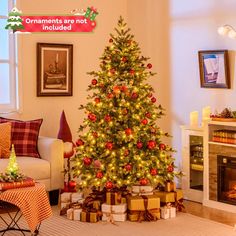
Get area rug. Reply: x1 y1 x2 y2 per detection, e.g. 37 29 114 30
1 207 235 236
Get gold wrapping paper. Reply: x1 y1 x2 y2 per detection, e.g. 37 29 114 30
80 211 98 223
106 192 121 205
127 195 160 211
93 200 101 210
154 189 183 203
128 209 160 221
121 197 126 204
165 182 176 192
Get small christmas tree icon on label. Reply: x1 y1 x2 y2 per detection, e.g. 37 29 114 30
5 7 24 33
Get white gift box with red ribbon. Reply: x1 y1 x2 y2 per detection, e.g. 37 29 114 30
102 203 127 222
160 204 176 219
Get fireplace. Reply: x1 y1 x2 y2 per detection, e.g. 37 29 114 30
217 155 236 205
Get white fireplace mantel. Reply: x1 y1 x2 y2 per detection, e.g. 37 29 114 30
203 120 236 213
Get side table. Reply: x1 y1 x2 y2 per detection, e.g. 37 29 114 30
0 183 52 235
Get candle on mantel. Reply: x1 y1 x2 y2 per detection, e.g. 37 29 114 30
201 106 211 126
202 106 211 121
190 111 199 127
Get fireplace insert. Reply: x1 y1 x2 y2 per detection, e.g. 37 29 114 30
217 155 236 205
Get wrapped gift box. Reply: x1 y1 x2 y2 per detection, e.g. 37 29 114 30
160 206 176 219
165 182 176 192
102 203 127 213
131 192 153 196
102 203 127 222
102 213 127 222
106 191 121 205
127 195 160 211
128 209 160 222
61 192 83 209
67 208 82 221
132 185 153 194
154 189 183 203
80 210 98 223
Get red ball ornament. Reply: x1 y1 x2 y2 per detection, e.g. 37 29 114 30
159 143 166 151
141 118 148 125
83 157 92 166
120 85 127 92
125 128 132 136
122 56 127 62
91 79 97 85
122 108 128 115
147 63 152 69
139 178 149 186
106 181 113 189
68 180 77 189
76 139 84 146
151 97 157 103
145 112 151 118
88 113 97 122
147 140 156 149
113 85 120 94
94 159 101 168
94 97 100 103
96 171 103 179
167 165 174 172
137 141 143 149
131 92 138 99
150 168 158 176
107 93 114 99
124 164 132 171
130 69 135 75
110 68 116 74
109 38 113 43
124 149 129 156
105 114 112 122
93 132 98 138
105 142 113 150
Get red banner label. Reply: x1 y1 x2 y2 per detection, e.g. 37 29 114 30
20 16 96 33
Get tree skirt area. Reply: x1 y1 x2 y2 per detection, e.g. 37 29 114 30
0 206 235 236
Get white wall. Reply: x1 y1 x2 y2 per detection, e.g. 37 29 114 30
170 0 236 167
15 0 127 140
128 0 236 168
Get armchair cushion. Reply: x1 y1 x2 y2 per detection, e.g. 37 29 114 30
0 117 43 158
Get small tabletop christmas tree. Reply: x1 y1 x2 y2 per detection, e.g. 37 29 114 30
0 145 25 182
6 145 19 177
5 7 24 33
72 17 180 189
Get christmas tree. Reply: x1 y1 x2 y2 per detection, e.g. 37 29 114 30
72 17 180 189
6 145 19 176
5 7 24 32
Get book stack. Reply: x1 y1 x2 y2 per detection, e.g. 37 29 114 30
212 130 236 144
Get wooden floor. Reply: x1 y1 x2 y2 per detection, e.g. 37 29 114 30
184 200 236 227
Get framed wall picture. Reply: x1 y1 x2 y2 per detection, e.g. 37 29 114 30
37 43 73 96
198 50 230 89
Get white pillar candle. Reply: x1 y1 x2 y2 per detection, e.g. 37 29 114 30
190 111 199 127
202 106 211 120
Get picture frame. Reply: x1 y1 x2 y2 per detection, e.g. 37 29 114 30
37 43 73 96
198 50 230 89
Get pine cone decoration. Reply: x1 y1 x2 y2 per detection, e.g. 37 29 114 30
220 108 232 118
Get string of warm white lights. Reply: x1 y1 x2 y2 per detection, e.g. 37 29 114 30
218 25 236 39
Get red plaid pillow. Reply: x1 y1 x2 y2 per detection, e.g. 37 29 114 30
0 117 43 158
